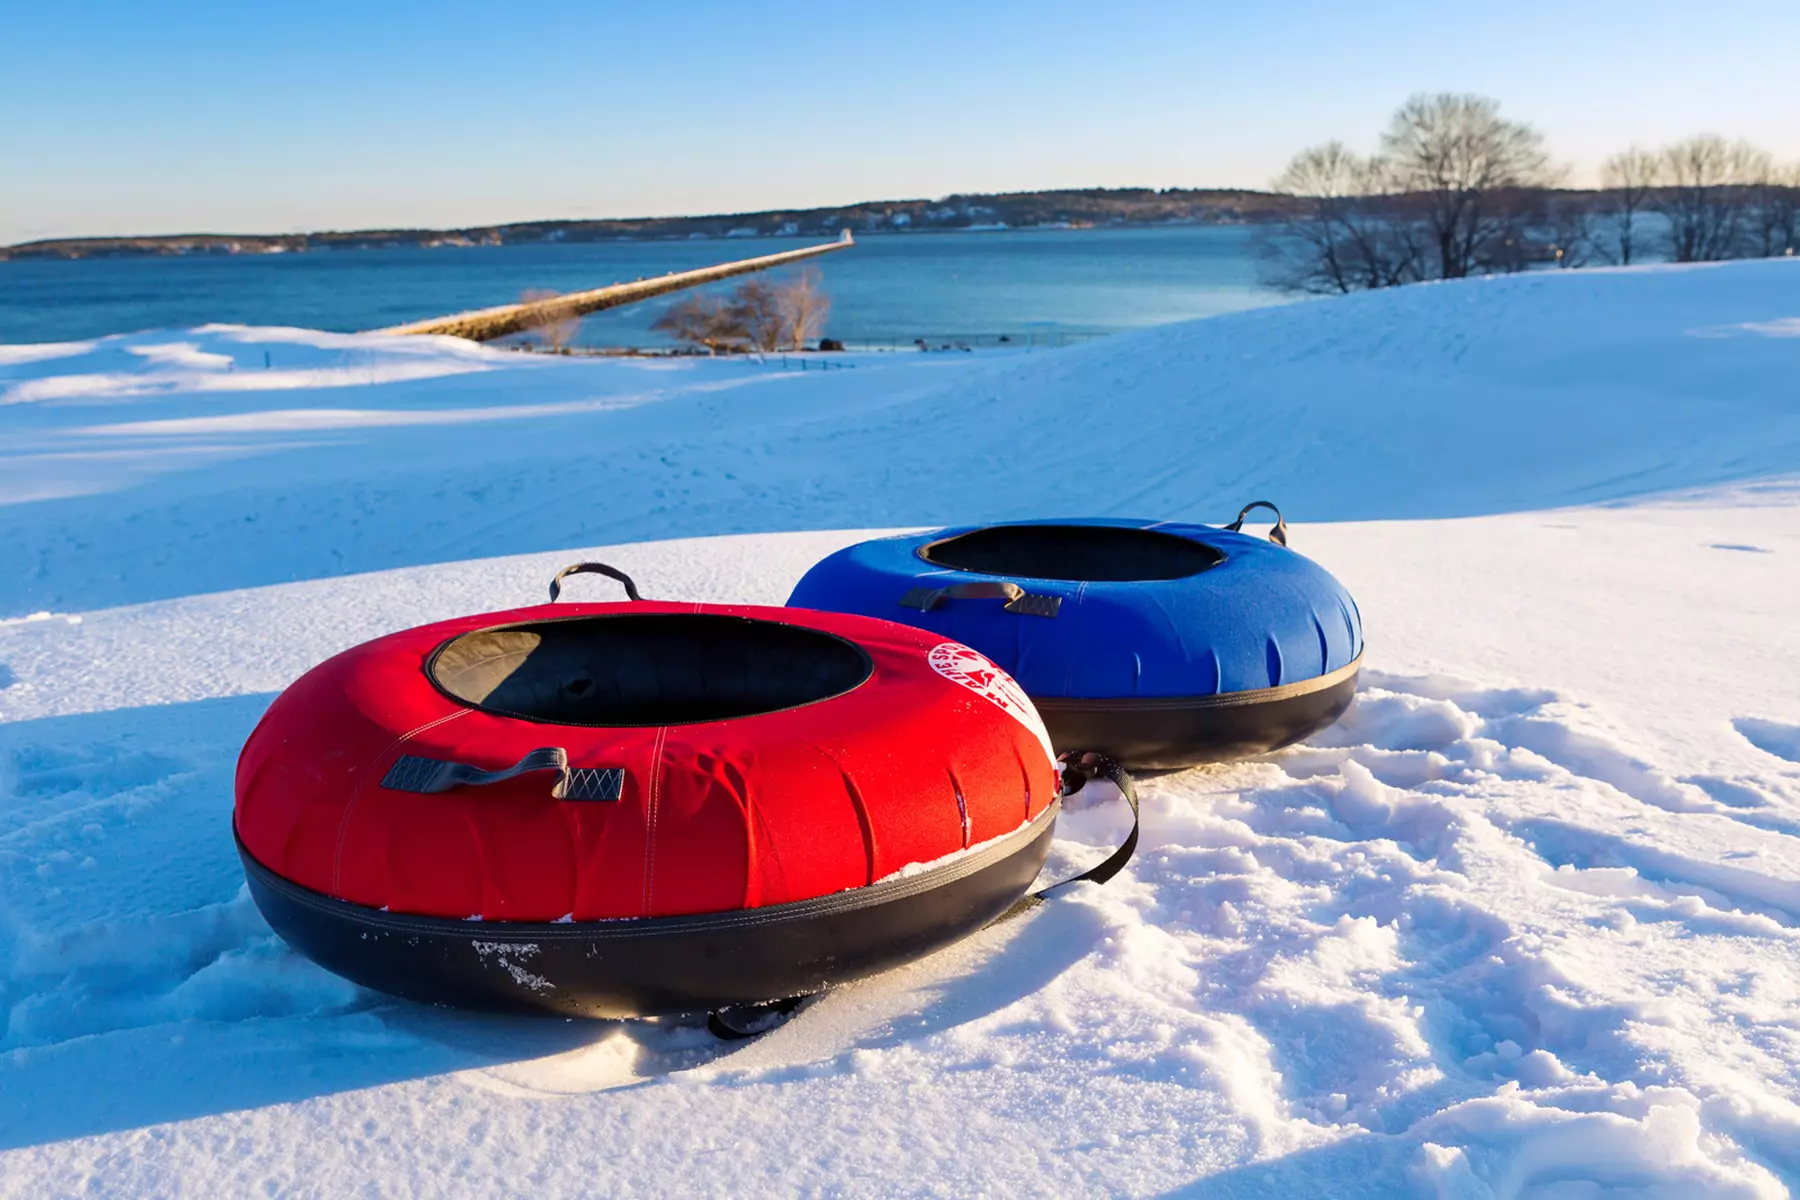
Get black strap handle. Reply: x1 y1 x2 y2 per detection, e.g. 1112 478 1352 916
1224 500 1289 547
548 561 642 603
708 750 1138 1038
899 580 1062 618
1003 751 1140 918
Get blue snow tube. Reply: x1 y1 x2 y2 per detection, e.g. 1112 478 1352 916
787 505 1363 769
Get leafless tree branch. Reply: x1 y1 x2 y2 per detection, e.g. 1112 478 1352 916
1655 135 1765 262
519 288 581 352
1596 147 1661 265
775 267 832 351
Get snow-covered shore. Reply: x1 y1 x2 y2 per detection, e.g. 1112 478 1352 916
5 259 1797 616
2 260 1798 1197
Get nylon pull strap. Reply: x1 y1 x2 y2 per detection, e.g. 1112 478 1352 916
1225 500 1288 547
1001 751 1140 920
899 580 1062 618
548 561 643 603
380 746 624 802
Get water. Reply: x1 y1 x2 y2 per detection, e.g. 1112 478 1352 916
0 226 1287 348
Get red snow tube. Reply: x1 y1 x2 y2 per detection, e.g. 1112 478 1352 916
234 565 1069 1018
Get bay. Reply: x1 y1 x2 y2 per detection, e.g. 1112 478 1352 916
0 226 1287 348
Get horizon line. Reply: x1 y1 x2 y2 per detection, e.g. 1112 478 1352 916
4 180 1661 252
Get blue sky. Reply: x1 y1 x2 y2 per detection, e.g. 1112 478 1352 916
3 0 1796 243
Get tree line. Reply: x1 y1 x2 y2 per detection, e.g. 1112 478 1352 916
1264 93 1799 294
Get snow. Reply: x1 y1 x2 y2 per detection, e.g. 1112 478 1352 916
2 257 1799 1196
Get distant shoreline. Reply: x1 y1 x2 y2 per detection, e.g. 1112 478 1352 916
1 187 1299 261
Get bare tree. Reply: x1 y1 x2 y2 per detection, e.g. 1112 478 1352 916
773 267 832 350
1597 147 1661 265
1379 93 1555 279
1656 135 1765 262
1537 192 1599 268
1260 95 1553 294
727 280 786 352
653 274 833 353
519 288 581 353
651 293 746 352
1747 160 1800 258
1262 141 1422 294
1776 165 1800 257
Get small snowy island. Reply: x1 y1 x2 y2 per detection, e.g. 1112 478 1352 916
2 258 1798 1196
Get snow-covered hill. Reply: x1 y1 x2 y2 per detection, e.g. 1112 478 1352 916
2 260 1798 1197
4 259 1797 615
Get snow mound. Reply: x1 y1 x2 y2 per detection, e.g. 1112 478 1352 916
0 325 500 406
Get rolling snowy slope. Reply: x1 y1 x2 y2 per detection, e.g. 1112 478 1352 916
1 260 1798 1197
3 259 1797 616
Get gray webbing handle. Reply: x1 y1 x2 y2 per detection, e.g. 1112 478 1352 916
899 580 1061 618
380 747 624 802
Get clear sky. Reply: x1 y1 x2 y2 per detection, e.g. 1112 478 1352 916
3 0 1796 244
